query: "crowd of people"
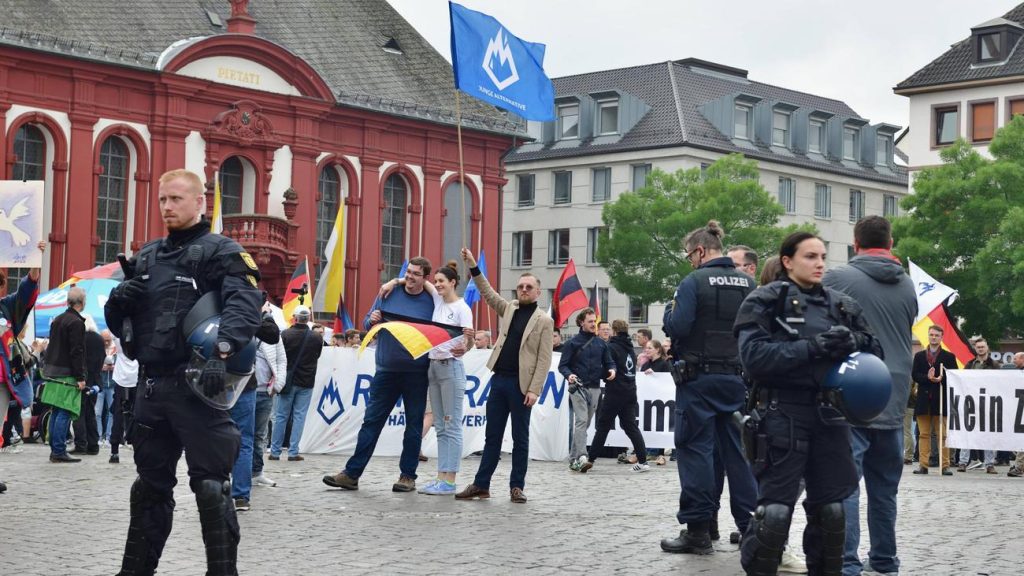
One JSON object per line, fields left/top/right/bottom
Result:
{"left": 3, "top": 169, "right": 1024, "bottom": 576}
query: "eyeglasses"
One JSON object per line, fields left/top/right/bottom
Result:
{"left": 516, "top": 284, "right": 537, "bottom": 291}
{"left": 684, "top": 246, "right": 703, "bottom": 266}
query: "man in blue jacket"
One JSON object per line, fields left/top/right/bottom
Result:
{"left": 323, "top": 257, "right": 438, "bottom": 493}
{"left": 558, "top": 307, "right": 615, "bottom": 472}
{"left": 823, "top": 216, "right": 917, "bottom": 576}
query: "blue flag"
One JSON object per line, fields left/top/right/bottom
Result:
{"left": 464, "top": 250, "right": 487, "bottom": 306}
{"left": 449, "top": 2, "right": 555, "bottom": 121}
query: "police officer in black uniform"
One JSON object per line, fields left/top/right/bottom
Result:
{"left": 660, "top": 221, "right": 758, "bottom": 556}
{"left": 105, "top": 169, "right": 262, "bottom": 576}
{"left": 733, "top": 232, "right": 880, "bottom": 576}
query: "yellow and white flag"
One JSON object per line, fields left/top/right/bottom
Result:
{"left": 312, "top": 203, "right": 346, "bottom": 313}
{"left": 211, "top": 172, "right": 224, "bottom": 234}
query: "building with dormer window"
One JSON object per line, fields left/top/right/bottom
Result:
{"left": 504, "top": 58, "right": 907, "bottom": 335}
{"left": 0, "top": 0, "right": 521, "bottom": 322}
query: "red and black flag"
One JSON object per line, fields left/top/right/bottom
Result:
{"left": 553, "top": 258, "right": 589, "bottom": 328}
{"left": 588, "top": 280, "right": 602, "bottom": 323}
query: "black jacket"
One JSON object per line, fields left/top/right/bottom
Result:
{"left": 43, "top": 307, "right": 86, "bottom": 380}
{"left": 606, "top": 333, "right": 637, "bottom": 394}
{"left": 84, "top": 331, "right": 106, "bottom": 387}
{"left": 912, "top": 347, "right": 958, "bottom": 416}
{"left": 282, "top": 324, "right": 322, "bottom": 389}
{"left": 641, "top": 357, "right": 672, "bottom": 373}
{"left": 557, "top": 330, "right": 614, "bottom": 387}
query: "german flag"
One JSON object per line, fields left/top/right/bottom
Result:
{"left": 281, "top": 256, "right": 311, "bottom": 323}
{"left": 911, "top": 300, "right": 974, "bottom": 368}
{"left": 588, "top": 280, "right": 602, "bottom": 323}
{"left": 357, "top": 312, "right": 464, "bottom": 359}
{"left": 553, "top": 258, "right": 589, "bottom": 328}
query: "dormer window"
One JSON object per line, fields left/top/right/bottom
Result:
{"left": 772, "top": 110, "right": 791, "bottom": 147}
{"left": 875, "top": 136, "right": 891, "bottom": 166}
{"left": 843, "top": 127, "right": 859, "bottom": 161}
{"left": 597, "top": 98, "right": 619, "bottom": 135}
{"left": 558, "top": 103, "right": 579, "bottom": 139}
{"left": 809, "top": 119, "right": 826, "bottom": 154}
{"left": 979, "top": 32, "right": 1002, "bottom": 61}
{"left": 734, "top": 103, "right": 752, "bottom": 140}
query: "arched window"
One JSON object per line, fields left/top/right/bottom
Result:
{"left": 443, "top": 181, "right": 473, "bottom": 267}
{"left": 218, "top": 156, "right": 243, "bottom": 215}
{"left": 95, "top": 137, "right": 129, "bottom": 266}
{"left": 9, "top": 125, "right": 47, "bottom": 290}
{"left": 316, "top": 165, "right": 342, "bottom": 284}
{"left": 381, "top": 174, "right": 407, "bottom": 281}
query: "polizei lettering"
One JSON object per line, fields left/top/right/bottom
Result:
{"left": 708, "top": 276, "right": 750, "bottom": 287}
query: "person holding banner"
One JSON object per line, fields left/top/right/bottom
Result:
{"left": 454, "top": 248, "right": 552, "bottom": 504}
{"left": 910, "top": 326, "right": 958, "bottom": 476}
{"left": 734, "top": 231, "right": 881, "bottom": 576}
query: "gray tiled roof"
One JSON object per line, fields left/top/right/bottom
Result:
{"left": 896, "top": 3, "right": 1024, "bottom": 92}
{"left": 507, "top": 60, "right": 907, "bottom": 187}
{"left": 0, "top": 0, "right": 521, "bottom": 135}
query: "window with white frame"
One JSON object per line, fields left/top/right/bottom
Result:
{"left": 316, "top": 165, "right": 343, "bottom": 283}
{"left": 517, "top": 174, "right": 535, "bottom": 207}
{"left": 875, "top": 136, "right": 890, "bottom": 166}
{"left": 883, "top": 194, "right": 898, "bottom": 217}
{"left": 597, "top": 99, "right": 619, "bottom": 135}
{"left": 778, "top": 177, "right": 796, "bottom": 214}
{"left": 628, "top": 297, "right": 648, "bottom": 323}
{"left": 734, "top": 103, "right": 752, "bottom": 139}
{"left": 809, "top": 119, "right": 826, "bottom": 154}
{"left": 219, "top": 156, "right": 244, "bottom": 215}
{"left": 631, "top": 164, "right": 651, "bottom": 190}
{"left": 512, "top": 231, "right": 533, "bottom": 267}
{"left": 814, "top": 183, "right": 832, "bottom": 219}
{"left": 843, "top": 128, "right": 859, "bottom": 161}
{"left": 553, "top": 171, "right": 572, "bottom": 204}
{"left": 96, "top": 137, "right": 129, "bottom": 266}
{"left": 548, "top": 229, "right": 570, "bottom": 265}
{"left": 558, "top": 103, "right": 579, "bottom": 139}
{"left": 772, "top": 110, "right": 790, "bottom": 146}
{"left": 586, "top": 227, "right": 603, "bottom": 264}
{"left": 381, "top": 174, "right": 408, "bottom": 281}
{"left": 592, "top": 167, "right": 611, "bottom": 202}
{"left": 849, "top": 189, "right": 864, "bottom": 223}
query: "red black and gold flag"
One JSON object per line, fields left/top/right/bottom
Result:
{"left": 357, "top": 312, "right": 464, "bottom": 359}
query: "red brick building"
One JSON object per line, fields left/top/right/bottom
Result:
{"left": 0, "top": 0, "right": 520, "bottom": 320}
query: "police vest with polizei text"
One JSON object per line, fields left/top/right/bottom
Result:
{"left": 677, "top": 266, "right": 754, "bottom": 364}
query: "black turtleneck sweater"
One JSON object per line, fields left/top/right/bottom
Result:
{"left": 164, "top": 218, "right": 210, "bottom": 251}
{"left": 492, "top": 301, "right": 538, "bottom": 376}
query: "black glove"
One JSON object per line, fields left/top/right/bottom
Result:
{"left": 811, "top": 326, "right": 858, "bottom": 360}
{"left": 109, "top": 277, "right": 146, "bottom": 311}
{"left": 199, "top": 358, "right": 226, "bottom": 398}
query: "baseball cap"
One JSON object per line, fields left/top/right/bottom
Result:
{"left": 293, "top": 305, "right": 311, "bottom": 320}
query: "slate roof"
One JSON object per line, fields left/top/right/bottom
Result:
{"left": 896, "top": 3, "right": 1024, "bottom": 92}
{"left": 507, "top": 60, "right": 907, "bottom": 187}
{"left": 0, "top": 0, "right": 522, "bottom": 135}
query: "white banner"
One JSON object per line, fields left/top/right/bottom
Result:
{"left": 299, "top": 349, "right": 681, "bottom": 460}
{"left": 946, "top": 370, "right": 1024, "bottom": 451}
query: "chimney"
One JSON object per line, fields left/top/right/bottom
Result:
{"left": 227, "top": 0, "right": 256, "bottom": 35}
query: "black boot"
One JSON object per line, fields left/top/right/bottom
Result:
{"left": 709, "top": 513, "right": 720, "bottom": 541}
{"left": 661, "top": 521, "right": 714, "bottom": 555}
{"left": 195, "top": 479, "right": 239, "bottom": 576}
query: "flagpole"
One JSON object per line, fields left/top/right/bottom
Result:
{"left": 455, "top": 89, "right": 468, "bottom": 276}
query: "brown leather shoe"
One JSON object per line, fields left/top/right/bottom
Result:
{"left": 510, "top": 487, "right": 527, "bottom": 503}
{"left": 288, "top": 455, "right": 304, "bottom": 462}
{"left": 454, "top": 484, "right": 490, "bottom": 500}
{"left": 322, "top": 471, "right": 359, "bottom": 490}
{"left": 392, "top": 475, "right": 416, "bottom": 492}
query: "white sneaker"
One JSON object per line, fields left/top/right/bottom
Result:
{"left": 254, "top": 474, "right": 277, "bottom": 487}
{"left": 0, "top": 445, "right": 24, "bottom": 454}
{"left": 631, "top": 462, "right": 651, "bottom": 473}
{"left": 778, "top": 547, "right": 808, "bottom": 574}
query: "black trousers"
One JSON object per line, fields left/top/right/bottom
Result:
{"left": 587, "top": 388, "right": 647, "bottom": 463}
{"left": 110, "top": 385, "right": 137, "bottom": 455}
{"left": 73, "top": 390, "right": 99, "bottom": 451}
{"left": 127, "top": 374, "right": 240, "bottom": 568}
{"left": 741, "top": 402, "right": 857, "bottom": 575}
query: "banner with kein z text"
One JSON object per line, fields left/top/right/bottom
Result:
{"left": 946, "top": 370, "right": 1024, "bottom": 452}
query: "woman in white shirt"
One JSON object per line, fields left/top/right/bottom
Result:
{"left": 382, "top": 261, "right": 473, "bottom": 495}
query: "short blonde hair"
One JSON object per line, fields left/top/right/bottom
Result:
{"left": 159, "top": 169, "right": 204, "bottom": 196}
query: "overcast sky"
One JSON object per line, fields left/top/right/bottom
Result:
{"left": 387, "top": 0, "right": 1020, "bottom": 128}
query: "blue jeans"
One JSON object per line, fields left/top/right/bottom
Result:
{"left": 252, "top": 392, "right": 274, "bottom": 475}
{"left": 428, "top": 359, "right": 466, "bottom": 474}
{"left": 843, "top": 427, "right": 903, "bottom": 576}
{"left": 229, "top": 389, "right": 256, "bottom": 501}
{"left": 95, "top": 386, "right": 115, "bottom": 440}
{"left": 343, "top": 369, "right": 428, "bottom": 479}
{"left": 49, "top": 408, "right": 73, "bottom": 457}
{"left": 270, "top": 387, "right": 313, "bottom": 458}
{"left": 474, "top": 375, "right": 531, "bottom": 491}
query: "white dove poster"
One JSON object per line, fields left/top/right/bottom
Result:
{"left": 0, "top": 180, "right": 44, "bottom": 268}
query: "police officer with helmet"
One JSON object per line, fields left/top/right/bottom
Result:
{"left": 104, "top": 169, "right": 262, "bottom": 576}
{"left": 659, "top": 220, "right": 758, "bottom": 556}
{"left": 733, "top": 231, "right": 882, "bottom": 576}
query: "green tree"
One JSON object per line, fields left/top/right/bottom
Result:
{"left": 596, "top": 154, "right": 809, "bottom": 305}
{"left": 893, "top": 115, "right": 1024, "bottom": 339}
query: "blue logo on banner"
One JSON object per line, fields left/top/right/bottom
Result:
{"left": 317, "top": 378, "right": 345, "bottom": 424}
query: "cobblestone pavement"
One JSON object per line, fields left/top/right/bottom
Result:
{"left": 1, "top": 442, "right": 1021, "bottom": 575}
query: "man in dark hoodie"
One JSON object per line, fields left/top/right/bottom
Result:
{"left": 822, "top": 215, "right": 917, "bottom": 576}
{"left": 558, "top": 307, "right": 615, "bottom": 472}
{"left": 581, "top": 319, "right": 649, "bottom": 473}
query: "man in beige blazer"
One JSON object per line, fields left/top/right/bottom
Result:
{"left": 455, "top": 248, "right": 553, "bottom": 503}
